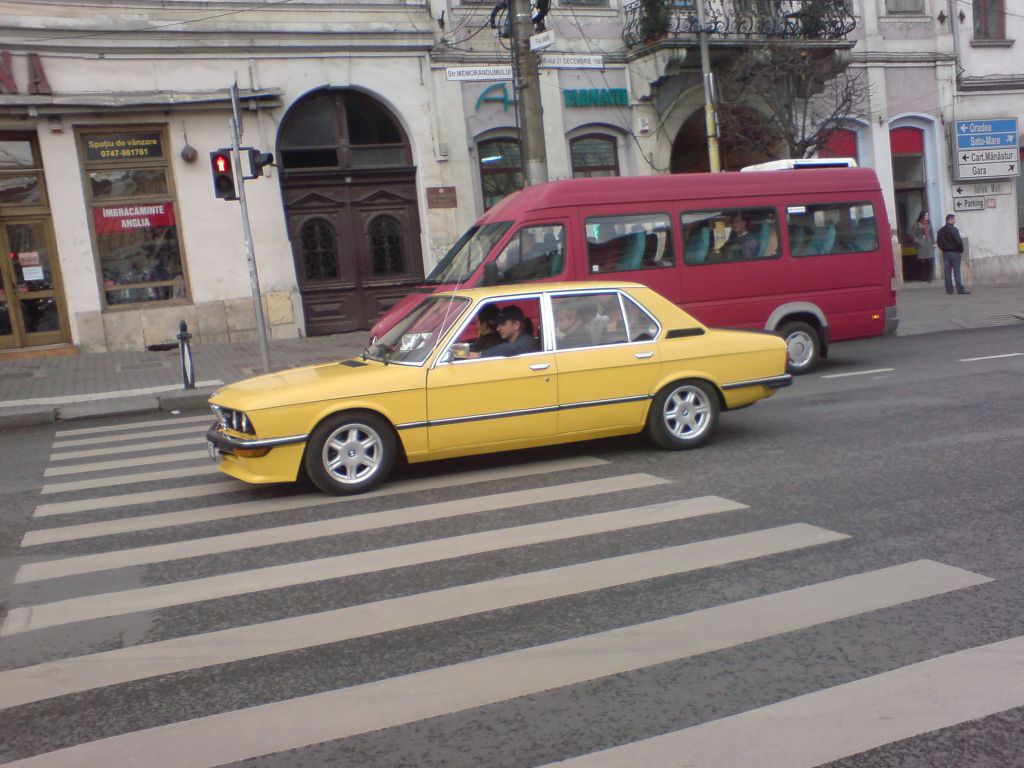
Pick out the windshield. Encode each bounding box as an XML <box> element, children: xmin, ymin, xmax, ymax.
<box><xmin>425</xmin><ymin>221</ymin><xmax>513</xmax><ymax>284</ymax></box>
<box><xmin>366</xmin><ymin>295</ymin><xmax>470</xmax><ymax>364</ymax></box>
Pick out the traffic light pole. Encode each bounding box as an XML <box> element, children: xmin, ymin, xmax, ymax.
<box><xmin>510</xmin><ymin>0</ymin><xmax>548</xmax><ymax>185</ymax></box>
<box><xmin>229</xmin><ymin>86</ymin><xmax>272</xmax><ymax>374</ymax></box>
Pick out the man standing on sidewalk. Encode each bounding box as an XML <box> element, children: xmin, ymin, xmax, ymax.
<box><xmin>936</xmin><ymin>214</ymin><xmax>970</xmax><ymax>295</ymax></box>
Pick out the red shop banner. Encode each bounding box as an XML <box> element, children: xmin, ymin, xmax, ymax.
<box><xmin>92</xmin><ymin>202</ymin><xmax>176</xmax><ymax>235</ymax></box>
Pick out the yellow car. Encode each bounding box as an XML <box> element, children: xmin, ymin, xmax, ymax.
<box><xmin>206</xmin><ymin>282</ymin><xmax>791</xmax><ymax>494</ymax></box>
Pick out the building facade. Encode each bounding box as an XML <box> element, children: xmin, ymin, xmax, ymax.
<box><xmin>0</xmin><ymin>0</ymin><xmax>1018</xmax><ymax>354</ymax></box>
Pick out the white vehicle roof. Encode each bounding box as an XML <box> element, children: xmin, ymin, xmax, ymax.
<box><xmin>741</xmin><ymin>157</ymin><xmax>858</xmax><ymax>171</ymax></box>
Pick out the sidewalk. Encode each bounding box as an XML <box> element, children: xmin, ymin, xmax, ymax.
<box><xmin>1</xmin><ymin>281</ymin><xmax>1021</xmax><ymax>428</ymax></box>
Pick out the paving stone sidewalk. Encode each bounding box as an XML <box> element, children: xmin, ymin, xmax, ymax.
<box><xmin>1</xmin><ymin>280</ymin><xmax>1021</xmax><ymax>428</ymax></box>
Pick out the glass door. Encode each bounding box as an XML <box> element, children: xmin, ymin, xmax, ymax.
<box><xmin>0</xmin><ymin>219</ymin><xmax>68</xmax><ymax>349</ymax></box>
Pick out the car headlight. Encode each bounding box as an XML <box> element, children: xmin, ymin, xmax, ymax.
<box><xmin>211</xmin><ymin>405</ymin><xmax>256</xmax><ymax>435</ymax></box>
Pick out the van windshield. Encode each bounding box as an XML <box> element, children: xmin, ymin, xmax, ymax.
<box><xmin>425</xmin><ymin>221</ymin><xmax>513</xmax><ymax>284</ymax></box>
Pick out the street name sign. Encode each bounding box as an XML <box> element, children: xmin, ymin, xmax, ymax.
<box><xmin>530</xmin><ymin>30</ymin><xmax>556</xmax><ymax>51</ymax></box>
<box><xmin>446</xmin><ymin>66</ymin><xmax>512</xmax><ymax>82</ymax></box>
<box><xmin>954</xmin><ymin>118</ymin><xmax>1019</xmax><ymax>179</ymax></box>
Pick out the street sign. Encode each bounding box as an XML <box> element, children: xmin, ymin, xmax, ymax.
<box><xmin>530</xmin><ymin>30</ymin><xmax>555</xmax><ymax>51</ymax></box>
<box><xmin>952</xmin><ymin>181</ymin><xmax>1011</xmax><ymax>198</ymax></box>
<box><xmin>953</xmin><ymin>196</ymin><xmax>986</xmax><ymax>212</ymax></box>
<box><xmin>541</xmin><ymin>54</ymin><xmax>603</xmax><ymax>69</ymax></box>
<box><xmin>445</xmin><ymin>66</ymin><xmax>513</xmax><ymax>82</ymax></box>
<box><xmin>954</xmin><ymin>118</ymin><xmax>1019</xmax><ymax>179</ymax></box>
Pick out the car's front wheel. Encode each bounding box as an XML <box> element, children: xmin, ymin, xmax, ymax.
<box><xmin>304</xmin><ymin>411</ymin><xmax>396</xmax><ymax>495</ymax></box>
<box><xmin>646</xmin><ymin>380</ymin><xmax>719</xmax><ymax>450</ymax></box>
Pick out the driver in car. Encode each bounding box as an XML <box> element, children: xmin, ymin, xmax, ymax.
<box><xmin>468</xmin><ymin>305</ymin><xmax>539</xmax><ymax>358</ymax></box>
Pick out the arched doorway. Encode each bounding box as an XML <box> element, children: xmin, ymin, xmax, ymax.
<box><xmin>670</xmin><ymin>108</ymin><xmax>777</xmax><ymax>173</ymax></box>
<box><xmin>277</xmin><ymin>89</ymin><xmax>423</xmax><ymax>334</ymax></box>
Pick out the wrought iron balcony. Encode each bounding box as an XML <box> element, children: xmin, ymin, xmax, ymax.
<box><xmin>623</xmin><ymin>0</ymin><xmax>857</xmax><ymax>48</ymax></box>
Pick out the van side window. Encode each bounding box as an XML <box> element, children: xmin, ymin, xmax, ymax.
<box><xmin>681</xmin><ymin>207</ymin><xmax>779</xmax><ymax>265</ymax></box>
<box><xmin>585</xmin><ymin>214</ymin><xmax>675</xmax><ymax>274</ymax></box>
<box><xmin>494</xmin><ymin>224</ymin><xmax>566</xmax><ymax>282</ymax></box>
<box><xmin>786</xmin><ymin>202</ymin><xmax>877</xmax><ymax>256</ymax></box>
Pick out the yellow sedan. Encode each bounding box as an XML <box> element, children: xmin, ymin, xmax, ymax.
<box><xmin>206</xmin><ymin>282</ymin><xmax>791</xmax><ymax>494</ymax></box>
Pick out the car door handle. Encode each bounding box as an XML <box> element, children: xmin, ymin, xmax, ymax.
<box><xmin>634</xmin><ymin>352</ymin><xmax>654</xmax><ymax>359</ymax></box>
<box><xmin>529</xmin><ymin>363</ymin><xmax>550</xmax><ymax>371</ymax></box>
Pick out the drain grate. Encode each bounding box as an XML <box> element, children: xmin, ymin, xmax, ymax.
<box><xmin>117</xmin><ymin>361</ymin><xmax>168</xmax><ymax>372</ymax></box>
<box><xmin>952</xmin><ymin>315</ymin><xmax>1024</xmax><ymax>329</ymax></box>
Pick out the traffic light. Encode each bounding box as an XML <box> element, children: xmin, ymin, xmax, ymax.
<box><xmin>247</xmin><ymin>149</ymin><xmax>274</xmax><ymax>178</ymax></box>
<box><xmin>209</xmin><ymin>149</ymin><xmax>237</xmax><ymax>200</ymax></box>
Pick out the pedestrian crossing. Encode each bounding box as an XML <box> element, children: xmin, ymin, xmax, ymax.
<box><xmin>1</xmin><ymin>414</ymin><xmax>1020</xmax><ymax>767</ymax></box>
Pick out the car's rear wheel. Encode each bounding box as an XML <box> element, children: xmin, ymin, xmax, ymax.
<box><xmin>646</xmin><ymin>380</ymin><xmax>719</xmax><ymax>450</ymax></box>
<box><xmin>304</xmin><ymin>411</ymin><xmax>396</xmax><ymax>495</ymax></box>
<box><xmin>779</xmin><ymin>320</ymin><xmax>820</xmax><ymax>375</ymax></box>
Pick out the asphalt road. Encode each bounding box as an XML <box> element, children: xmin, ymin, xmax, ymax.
<box><xmin>0</xmin><ymin>325</ymin><xmax>1022</xmax><ymax>767</ymax></box>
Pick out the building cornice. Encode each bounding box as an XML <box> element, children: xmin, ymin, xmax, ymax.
<box><xmin>0</xmin><ymin>86</ymin><xmax>283</xmax><ymax>116</ymax></box>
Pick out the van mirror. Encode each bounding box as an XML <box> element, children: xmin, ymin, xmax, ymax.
<box><xmin>482</xmin><ymin>262</ymin><xmax>499</xmax><ymax>286</ymax></box>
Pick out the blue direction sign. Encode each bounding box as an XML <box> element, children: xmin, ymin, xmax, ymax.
<box><xmin>955</xmin><ymin>118</ymin><xmax>1019</xmax><ymax>149</ymax></box>
<box><xmin>955</xmin><ymin>118</ymin><xmax>1019</xmax><ymax>179</ymax></box>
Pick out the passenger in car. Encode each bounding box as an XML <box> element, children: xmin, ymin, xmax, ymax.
<box><xmin>469</xmin><ymin>303</ymin><xmax>502</xmax><ymax>354</ymax></box>
<box><xmin>557</xmin><ymin>300</ymin><xmax>596</xmax><ymax>349</ymax></box>
<box><xmin>469</xmin><ymin>305</ymin><xmax>540</xmax><ymax>358</ymax></box>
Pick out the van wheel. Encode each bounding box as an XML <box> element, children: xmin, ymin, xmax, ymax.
<box><xmin>304</xmin><ymin>411</ymin><xmax>396</xmax><ymax>495</ymax></box>
<box><xmin>779</xmin><ymin>321</ymin><xmax>820</xmax><ymax>375</ymax></box>
<box><xmin>646</xmin><ymin>380</ymin><xmax>719</xmax><ymax>450</ymax></box>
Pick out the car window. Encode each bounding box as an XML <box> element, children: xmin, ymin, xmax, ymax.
<box><xmin>621</xmin><ymin>295</ymin><xmax>660</xmax><ymax>341</ymax></box>
<box><xmin>553</xmin><ymin>291</ymin><xmax>628</xmax><ymax>349</ymax></box>
<box><xmin>585</xmin><ymin>214</ymin><xmax>675</xmax><ymax>274</ymax></box>
<box><xmin>371</xmin><ymin>295</ymin><xmax>470</xmax><ymax>364</ymax></box>
<box><xmin>494</xmin><ymin>225</ymin><xmax>566</xmax><ymax>283</ymax></box>
<box><xmin>681</xmin><ymin>207</ymin><xmax>779</xmax><ymax>264</ymax></box>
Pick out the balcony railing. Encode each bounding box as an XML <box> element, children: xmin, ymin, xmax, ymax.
<box><xmin>623</xmin><ymin>0</ymin><xmax>856</xmax><ymax>48</ymax></box>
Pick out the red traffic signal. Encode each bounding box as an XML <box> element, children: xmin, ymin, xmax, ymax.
<box><xmin>209</xmin><ymin>149</ymin><xmax>237</xmax><ymax>200</ymax></box>
<box><xmin>247</xmin><ymin>149</ymin><xmax>275</xmax><ymax>178</ymax></box>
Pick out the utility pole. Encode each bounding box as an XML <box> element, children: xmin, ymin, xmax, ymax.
<box><xmin>229</xmin><ymin>83</ymin><xmax>272</xmax><ymax>373</ymax></box>
<box><xmin>510</xmin><ymin>0</ymin><xmax>548</xmax><ymax>185</ymax></box>
<box><xmin>696</xmin><ymin>0</ymin><xmax>722</xmax><ymax>173</ymax></box>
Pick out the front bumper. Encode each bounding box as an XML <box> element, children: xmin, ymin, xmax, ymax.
<box><xmin>205</xmin><ymin>423</ymin><xmax>308</xmax><ymax>456</ymax></box>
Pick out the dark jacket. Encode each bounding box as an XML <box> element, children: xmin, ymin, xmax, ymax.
<box><xmin>936</xmin><ymin>223</ymin><xmax>964</xmax><ymax>253</ymax></box>
<box><xmin>480</xmin><ymin>333</ymin><xmax>540</xmax><ymax>358</ymax></box>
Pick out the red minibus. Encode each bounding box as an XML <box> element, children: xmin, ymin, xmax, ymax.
<box><xmin>371</xmin><ymin>167</ymin><xmax>898</xmax><ymax>373</ymax></box>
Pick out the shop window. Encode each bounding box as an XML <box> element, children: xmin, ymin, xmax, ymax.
<box><xmin>570</xmin><ymin>135</ymin><xmax>620</xmax><ymax>178</ymax></box>
<box><xmin>0</xmin><ymin>134</ymin><xmax>46</xmax><ymax>207</ymax></box>
<box><xmin>973</xmin><ymin>0</ymin><xmax>1005</xmax><ymax>39</ymax></box>
<box><xmin>587</xmin><ymin>213</ymin><xmax>675</xmax><ymax>272</ymax></box>
<box><xmin>680</xmin><ymin>207</ymin><xmax>778</xmax><ymax>264</ymax></box>
<box><xmin>368</xmin><ymin>215</ymin><xmax>404</xmax><ymax>276</ymax></box>
<box><xmin>300</xmin><ymin>218</ymin><xmax>339</xmax><ymax>280</ymax></box>
<box><xmin>478</xmin><ymin>138</ymin><xmax>523</xmax><ymax>210</ymax></box>
<box><xmin>80</xmin><ymin>129</ymin><xmax>189</xmax><ymax>307</ymax></box>
<box><xmin>786</xmin><ymin>202</ymin><xmax>878</xmax><ymax>256</ymax></box>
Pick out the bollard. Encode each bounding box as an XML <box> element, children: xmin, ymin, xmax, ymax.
<box><xmin>177</xmin><ymin>320</ymin><xmax>196</xmax><ymax>390</ymax></box>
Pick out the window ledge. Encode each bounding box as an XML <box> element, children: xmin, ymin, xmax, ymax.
<box><xmin>971</xmin><ymin>39</ymin><xmax>1015</xmax><ymax>48</ymax></box>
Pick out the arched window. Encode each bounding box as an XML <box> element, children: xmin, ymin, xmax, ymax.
<box><xmin>368</xmin><ymin>215</ymin><xmax>404</xmax><ymax>276</ymax></box>
<box><xmin>570</xmin><ymin>134</ymin><xmax>620</xmax><ymax>178</ymax></box>
<box><xmin>478</xmin><ymin>138</ymin><xmax>523</xmax><ymax>210</ymax></box>
<box><xmin>299</xmin><ymin>218</ymin><xmax>338</xmax><ymax>281</ymax></box>
<box><xmin>818</xmin><ymin>128</ymin><xmax>859</xmax><ymax>164</ymax></box>
<box><xmin>278</xmin><ymin>90</ymin><xmax>410</xmax><ymax>171</ymax></box>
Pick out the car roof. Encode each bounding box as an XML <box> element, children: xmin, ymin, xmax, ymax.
<box><xmin>433</xmin><ymin>281</ymin><xmax>646</xmax><ymax>302</ymax></box>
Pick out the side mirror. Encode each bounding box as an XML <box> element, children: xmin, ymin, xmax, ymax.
<box><xmin>482</xmin><ymin>262</ymin><xmax>499</xmax><ymax>286</ymax></box>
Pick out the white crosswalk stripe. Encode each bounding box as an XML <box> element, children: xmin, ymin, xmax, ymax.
<box><xmin>1</xmin><ymin>563</ymin><xmax>991</xmax><ymax>768</ymax></box>
<box><xmin>1</xmin><ymin>414</ymin><xmax>1015</xmax><ymax>768</ymax></box>
<box><xmin>0</xmin><ymin>523</ymin><xmax>847</xmax><ymax>709</ymax></box>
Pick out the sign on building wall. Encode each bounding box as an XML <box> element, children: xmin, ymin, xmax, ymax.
<box><xmin>446</xmin><ymin>66</ymin><xmax>513</xmax><ymax>82</ymax></box>
<box><xmin>953</xmin><ymin>119</ymin><xmax>1019</xmax><ymax>180</ymax></box>
<box><xmin>951</xmin><ymin>180</ymin><xmax>1011</xmax><ymax>213</ymax></box>
<box><xmin>83</xmin><ymin>133</ymin><xmax>164</xmax><ymax>161</ymax></box>
<box><xmin>563</xmin><ymin>88</ymin><xmax>628</xmax><ymax>108</ymax></box>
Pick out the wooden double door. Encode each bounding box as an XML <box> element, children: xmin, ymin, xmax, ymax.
<box><xmin>282</xmin><ymin>169</ymin><xmax>424</xmax><ymax>334</ymax></box>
